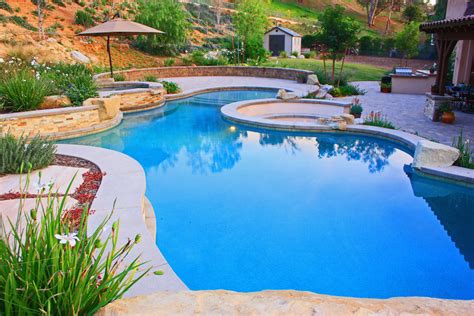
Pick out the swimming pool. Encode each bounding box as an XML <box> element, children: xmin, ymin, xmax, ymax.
<box><xmin>65</xmin><ymin>89</ymin><xmax>474</xmax><ymax>299</ymax></box>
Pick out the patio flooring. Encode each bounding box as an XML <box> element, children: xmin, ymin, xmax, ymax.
<box><xmin>342</xmin><ymin>81</ymin><xmax>474</xmax><ymax>146</ymax></box>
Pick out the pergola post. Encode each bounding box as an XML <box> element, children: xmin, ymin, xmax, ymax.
<box><xmin>434</xmin><ymin>35</ymin><xmax>458</xmax><ymax>95</ymax></box>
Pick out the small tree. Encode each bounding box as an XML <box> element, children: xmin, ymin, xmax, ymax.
<box><xmin>134</xmin><ymin>0</ymin><xmax>190</xmax><ymax>56</ymax></box>
<box><xmin>357</xmin><ymin>0</ymin><xmax>391</xmax><ymax>27</ymax></box>
<box><xmin>315</xmin><ymin>5</ymin><xmax>360</xmax><ymax>86</ymax></box>
<box><xmin>233</xmin><ymin>0</ymin><xmax>268</xmax><ymax>61</ymax></box>
<box><xmin>395</xmin><ymin>22</ymin><xmax>420</xmax><ymax>66</ymax></box>
<box><xmin>402</xmin><ymin>4</ymin><xmax>425</xmax><ymax>23</ymax></box>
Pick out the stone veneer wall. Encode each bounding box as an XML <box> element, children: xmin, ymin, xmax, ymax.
<box><xmin>1</xmin><ymin>97</ymin><xmax>121</xmax><ymax>140</ymax></box>
<box><xmin>95</xmin><ymin>66</ymin><xmax>314</xmax><ymax>82</ymax></box>
<box><xmin>109</xmin><ymin>90</ymin><xmax>165</xmax><ymax>112</ymax></box>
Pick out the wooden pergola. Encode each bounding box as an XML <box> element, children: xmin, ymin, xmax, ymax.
<box><xmin>420</xmin><ymin>15</ymin><xmax>474</xmax><ymax>95</ymax></box>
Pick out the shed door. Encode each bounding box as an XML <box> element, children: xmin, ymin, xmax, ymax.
<box><xmin>269</xmin><ymin>35</ymin><xmax>285</xmax><ymax>56</ymax></box>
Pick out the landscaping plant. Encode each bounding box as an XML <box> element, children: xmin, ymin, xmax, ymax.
<box><xmin>160</xmin><ymin>80</ymin><xmax>180</xmax><ymax>94</ymax></box>
<box><xmin>143</xmin><ymin>75</ymin><xmax>158</xmax><ymax>82</ymax></box>
<box><xmin>350</xmin><ymin>98</ymin><xmax>363</xmax><ymax>118</ymax></box>
<box><xmin>0</xmin><ymin>68</ymin><xmax>51</xmax><ymax>112</ymax></box>
<box><xmin>0</xmin><ymin>179</ymin><xmax>150</xmax><ymax>314</ymax></box>
<box><xmin>452</xmin><ymin>130</ymin><xmax>474</xmax><ymax>169</ymax></box>
<box><xmin>363</xmin><ymin>112</ymin><xmax>395</xmax><ymax>129</ymax></box>
<box><xmin>0</xmin><ymin>133</ymin><xmax>56</xmax><ymax>174</ymax></box>
<box><xmin>113</xmin><ymin>74</ymin><xmax>126</xmax><ymax>82</ymax></box>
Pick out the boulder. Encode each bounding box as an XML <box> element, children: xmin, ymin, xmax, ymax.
<box><xmin>289</xmin><ymin>55</ymin><xmax>297</xmax><ymax>59</ymax></box>
<box><xmin>39</xmin><ymin>95</ymin><xmax>70</xmax><ymax>109</ymax></box>
<box><xmin>297</xmin><ymin>55</ymin><xmax>305</xmax><ymax>59</ymax></box>
<box><xmin>276</xmin><ymin>89</ymin><xmax>298</xmax><ymax>100</ymax></box>
<box><xmin>84</xmin><ymin>97</ymin><xmax>121</xmax><ymax>120</ymax></box>
<box><xmin>412</xmin><ymin>140</ymin><xmax>460</xmax><ymax>169</ymax></box>
<box><xmin>307</xmin><ymin>74</ymin><xmax>320</xmax><ymax>86</ymax></box>
<box><xmin>324</xmin><ymin>93</ymin><xmax>334</xmax><ymax>100</ymax></box>
<box><xmin>71</xmin><ymin>50</ymin><xmax>90</xmax><ymax>64</ymax></box>
<box><xmin>339</xmin><ymin>114</ymin><xmax>355</xmax><ymax>125</ymax></box>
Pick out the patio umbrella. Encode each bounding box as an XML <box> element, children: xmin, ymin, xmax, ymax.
<box><xmin>78</xmin><ymin>19</ymin><xmax>164</xmax><ymax>77</ymax></box>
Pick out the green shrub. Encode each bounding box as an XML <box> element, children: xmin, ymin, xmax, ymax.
<box><xmin>190</xmin><ymin>50</ymin><xmax>228</xmax><ymax>66</ymax></box>
<box><xmin>0</xmin><ymin>0</ymin><xmax>13</xmax><ymax>13</ymax></box>
<box><xmin>45</xmin><ymin>22</ymin><xmax>64</xmax><ymax>34</ymax></box>
<box><xmin>0</xmin><ymin>181</ymin><xmax>150</xmax><ymax>314</ymax></box>
<box><xmin>329</xmin><ymin>84</ymin><xmax>366</xmax><ymax>97</ymax></box>
<box><xmin>292</xmin><ymin>51</ymin><xmax>299</xmax><ymax>57</ymax></box>
<box><xmin>52</xmin><ymin>0</ymin><xmax>66</xmax><ymax>7</ymax></box>
<box><xmin>39</xmin><ymin>63</ymin><xmax>98</xmax><ymax>106</ymax></box>
<box><xmin>160</xmin><ymin>80</ymin><xmax>179</xmax><ymax>94</ymax></box>
<box><xmin>304</xmin><ymin>51</ymin><xmax>316</xmax><ymax>59</ymax></box>
<box><xmin>363</xmin><ymin>112</ymin><xmax>395</xmax><ymax>129</ymax></box>
<box><xmin>143</xmin><ymin>75</ymin><xmax>158</xmax><ymax>82</ymax></box>
<box><xmin>452</xmin><ymin>130</ymin><xmax>474</xmax><ymax>169</ymax></box>
<box><xmin>10</xmin><ymin>16</ymin><xmax>37</xmax><ymax>31</ymax></box>
<box><xmin>164</xmin><ymin>58</ymin><xmax>175</xmax><ymax>67</ymax></box>
<box><xmin>0</xmin><ymin>133</ymin><xmax>56</xmax><ymax>174</ymax></box>
<box><xmin>74</xmin><ymin>9</ymin><xmax>95</xmax><ymax>27</ymax></box>
<box><xmin>279</xmin><ymin>51</ymin><xmax>288</xmax><ymax>58</ymax></box>
<box><xmin>0</xmin><ymin>69</ymin><xmax>51</xmax><ymax>112</ymax></box>
<box><xmin>113</xmin><ymin>73</ymin><xmax>126</xmax><ymax>82</ymax></box>
<box><xmin>350</xmin><ymin>104</ymin><xmax>363</xmax><ymax>116</ymax></box>
<box><xmin>181</xmin><ymin>56</ymin><xmax>193</xmax><ymax>66</ymax></box>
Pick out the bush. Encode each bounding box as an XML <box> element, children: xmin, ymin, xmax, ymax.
<box><xmin>0</xmin><ymin>181</ymin><xmax>150</xmax><ymax>314</ymax></box>
<box><xmin>350</xmin><ymin>98</ymin><xmax>363</xmax><ymax>117</ymax></box>
<box><xmin>279</xmin><ymin>51</ymin><xmax>288</xmax><ymax>58</ymax></box>
<box><xmin>363</xmin><ymin>112</ymin><xmax>395</xmax><ymax>129</ymax></box>
<box><xmin>143</xmin><ymin>75</ymin><xmax>158</xmax><ymax>82</ymax></box>
<box><xmin>0</xmin><ymin>69</ymin><xmax>51</xmax><ymax>112</ymax></box>
<box><xmin>10</xmin><ymin>16</ymin><xmax>37</xmax><ymax>31</ymax></box>
<box><xmin>39</xmin><ymin>63</ymin><xmax>98</xmax><ymax>106</ymax></box>
<box><xmin>52</xmin><ymin>0</ymin><xmax>66</xmax><ymax>7</ymax></box>
<box><xmin>181</xmin><ymin>56</ymin><xmax>193</xmax><ymax>66</ymax></box>
<box><xmin>329</xmin><ymin>84</ymin><xmax>366</xmax><ymax>97</ymax></box>
<box><xmin>160</xmin><ymin>80</ymin><xmax>180</xmax><ymax>94</ymax></box>
<box><xmin>292</xmin><ymin>51</ymin><xmax>299</xmax><ymax>57</ymax></box>
<box><xmin>190</xmin><ymin>50</ymin><xmax>228</xmax><ymax>66</ymax></box>
<box><xmin>452</xmin><ymin>130</ymin><xmax>474</xmax><ymax>169</ymax></box>
<box><xmin>113</xmin><ymin>73</ymin><xmax>126</xmax><ymax>82</ymax></box>
<box><xmin>74</xmin><ymin>9</ymin><xmax>95</xmax><ymax>27</ymax></box>
<box><xmin>164</xmin><ymin>58</ymin><xmax>175</xmax><ymax>67</ymax></box>
<box><xmin>0</xmin><ymin>133</ymin><xmax>56</xmax><ymax>174</ymax></box>
<box><xmin>0</xmin><ymin>0</ymin><xmax>13</xmax><ymax>13</ymax></box>
<box><xmin>304</xmin><ymin>51</ymin><xmax>316</xmax><ymax>59</ymax></box>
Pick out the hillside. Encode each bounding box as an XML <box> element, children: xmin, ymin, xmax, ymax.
<box><xmin>0</xmin><ymin>0</ymin><xmax>403</xmax><ymax>68</ymax></box>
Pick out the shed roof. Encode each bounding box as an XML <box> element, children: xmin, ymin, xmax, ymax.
<box><xmin>265</xmin><ymin>26</ymin><xmax>301</xmax><ymax>37</ymax></box>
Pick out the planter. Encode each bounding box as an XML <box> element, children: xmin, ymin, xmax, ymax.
<box><xmin>352</xmin><ymin>113</ymin><xmax>362</xmax><ymax>119</ymax></box>
<box><xmin>381</xmin><ymin>87</ymin><xmax>391</xmax><ymax>93</ymax></box>
<box><xmin>441</xmin><ymin>111</ymin><xmax>455</xmax><ymax>124</ymax></box>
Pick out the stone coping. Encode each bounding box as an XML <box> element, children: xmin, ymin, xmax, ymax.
<box><xmin>56</xmin><ymin>144</ymin><xmax>187</xmax><ymax>297</ymax></box>
<box><xmin>97</xmin><ymin>81</ymin><xmax>163</xmax><ymax>98</ymax></box>
<box><xmin>221</xmin><ymin>98</ymin><xmax>474</xmax><ymax>186</ymax></box>
<box><xmin>98</xmin><ymin>290</ymin><xmax>474</xmax><ymax>315</ymax></box>
<box><xmin>0</xmin><ymin>105</ymin><xmax>98</xmax><ymax>120</ymax></box>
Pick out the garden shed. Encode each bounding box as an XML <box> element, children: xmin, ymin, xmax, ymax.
<box><xmin>264</xmin><ymin>26</ymin><xmax>302</xmax><ymax>57</ymax></box>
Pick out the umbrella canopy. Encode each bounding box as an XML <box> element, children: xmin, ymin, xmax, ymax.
<box><xmin>77</xmin><ymin>19</ymin><xmax>164</xmax><ymax>77</ymax></box>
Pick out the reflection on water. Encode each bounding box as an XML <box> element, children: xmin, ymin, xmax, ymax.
<box><xmin>64</xmin><ymin>89</ymin><xmax>474</xmax><ymax>299</ymax></box>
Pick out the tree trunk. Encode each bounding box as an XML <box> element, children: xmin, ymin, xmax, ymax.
<box><xmin>368</xmin><ymin>0</ymin><xmax>379</xmax><ymax>27</ymax></box>
<box><xmin>337</xmin><ymin>51</ymin><xmax>347</xmax><ymax>87</ymax></box>
<box><xmin>323</xmin><ymin>53</ymin><xmax>327</xmax><ymax>79</ymax></box>
<box><xmin>384</xmin><ymin>0</ymin><xmax>394</xmax><ymax>35</ymax></box>
<box><xmin>331</xmin><ymin>57</ymin><xmax>336</xmax><ymax>83</ymax></box>
<box><xmin>37</xmin><ymin>0</ymin><xmax>44</xmax><ymax>40</ymax></box>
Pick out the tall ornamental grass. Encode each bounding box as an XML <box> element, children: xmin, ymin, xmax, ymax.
<box><xmin>0</xmin><ymin>69</ymin><xmax>51</xmax><ymax>112</ymax></box>
<box><xmin>0</xmin><ymin>133</ymin><xmax>56</xmax><ymax>175</ymax></box>
<box><xmin>0</xmin><ymin>179</ymin><xmax>150</xmax><ymax>314</ymax></box>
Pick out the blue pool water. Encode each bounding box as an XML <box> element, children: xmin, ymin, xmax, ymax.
<box><xmin>65</xmin><ymin>90</ymin><xmax>474</xmax><ymax>299</ymax></box>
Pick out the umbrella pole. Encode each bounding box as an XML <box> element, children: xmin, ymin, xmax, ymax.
<box><xmin>106</xmin><ymin>36</ymin><xmax>114</xmax><ymax>78</ymax></box>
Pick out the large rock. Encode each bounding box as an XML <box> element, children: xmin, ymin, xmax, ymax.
<box><xmin>276</xmin><ymin>89</ymin><xmax>298</xmax><ymax>100</ymax></box>
<box><xmin>83</xmin><ymin>97</ymin><xmax>121</xmax><ymax>120</ymax></box>
<box><xmin>71</xmin><ymin>50</ymin><xmax>90</xmax><ymax>64</ymax></box>
<box><xmin>39</xmin><ymin>95</ymin><xmax>70</xmax><ymax>109</ymax></box>
<box><xmin>97</xmin><ymin>290</ymin><xmax>474</xmax><ymax>315</ymax></box>
<box><xmin>412</xmin><ymin>140</ymin><xmax>460</xmax><ymax>169</ymax></box>
<box><xmin>306</xmin><ymin>74</ymin><xmax>320</xmax><ymax>86</ymax></box>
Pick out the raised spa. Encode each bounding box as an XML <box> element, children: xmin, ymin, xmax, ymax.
<box><xmin>65</xmin><ymin>89</ymin><xmax>474</xmax><ymax>300</ymax></box>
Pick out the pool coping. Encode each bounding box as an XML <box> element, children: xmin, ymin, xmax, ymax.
<box><xmin>56</xmin><ymin>144</ymin><xmax>188</xmax><ymax>297</ymax></box>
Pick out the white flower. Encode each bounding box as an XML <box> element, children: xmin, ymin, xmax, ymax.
<box><xmin>0</xmin><ymin>58</ymin><xmax>4</xmax><ymax>63</ymax></box>
<box><xmin>55</xmin><ymin>233</ymin><xmax>80</xmax><ymax>247</ymax></box>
